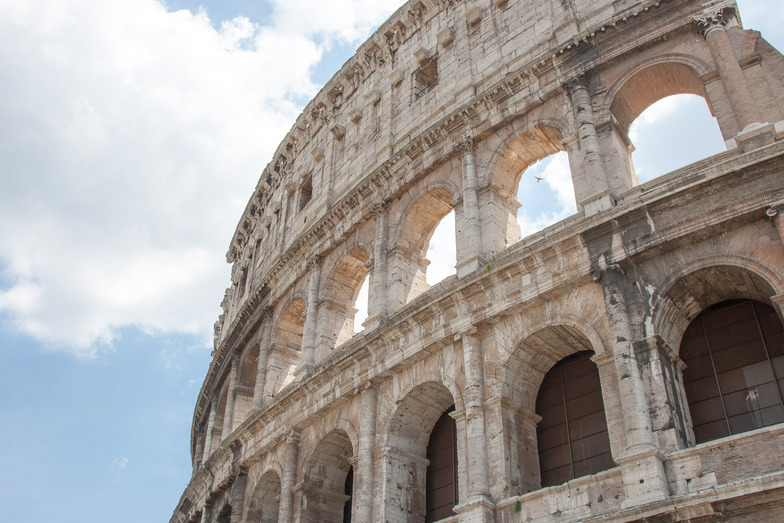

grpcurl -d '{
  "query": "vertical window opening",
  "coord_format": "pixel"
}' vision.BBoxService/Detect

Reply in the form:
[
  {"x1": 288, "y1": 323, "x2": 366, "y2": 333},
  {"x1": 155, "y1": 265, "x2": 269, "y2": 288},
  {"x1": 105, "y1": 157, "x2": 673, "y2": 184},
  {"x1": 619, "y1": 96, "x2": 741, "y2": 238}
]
[
  {"x1": 516, "y1": 151, "x2": 575, "y2": 238},
  {"x1": 414, "y1": 56, "x2": 438, "y2": 100},
  {"x1": 536, "y1": 351, "x2": 613, "y2": 488},
  {"x1": 426, "y1": 405, "x2": 457, "y2": 522},
  {"x1": 298, "y1": 175, "x2": 312, "y2": 211},
  {"x1": 680, "y1": 299, "x2": 784, "y2": 443},
  {"x1": 628, "y1": 94, "x2": 725, "y2": 183},
  {"x1": 425, "y1": 210, "x2": 456, "y2": 286},
  {"x1": 343, "y1": 465, "x2": 354, "y2": 523}
]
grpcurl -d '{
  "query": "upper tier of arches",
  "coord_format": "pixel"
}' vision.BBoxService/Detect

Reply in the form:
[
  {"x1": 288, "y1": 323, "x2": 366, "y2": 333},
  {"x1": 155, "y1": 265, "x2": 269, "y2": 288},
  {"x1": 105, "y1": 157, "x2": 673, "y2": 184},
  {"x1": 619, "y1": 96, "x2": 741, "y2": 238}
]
[{"x1": 193, "y1": 0, "x2": 784, "y2": 476}]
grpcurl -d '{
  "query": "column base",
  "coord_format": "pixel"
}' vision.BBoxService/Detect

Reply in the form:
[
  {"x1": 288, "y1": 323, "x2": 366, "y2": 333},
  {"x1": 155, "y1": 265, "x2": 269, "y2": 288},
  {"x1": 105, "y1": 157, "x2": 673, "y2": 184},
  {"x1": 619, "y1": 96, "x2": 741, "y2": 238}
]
[
  {"x1": 453, "y1": 495, "x2": 495, "y2": 523},
  {"x1": 456, "y1": 256, "x2": 486, "y2": 278},
  {"x1": 617, "y1": 448, "x2": 670, "y2": 510}
]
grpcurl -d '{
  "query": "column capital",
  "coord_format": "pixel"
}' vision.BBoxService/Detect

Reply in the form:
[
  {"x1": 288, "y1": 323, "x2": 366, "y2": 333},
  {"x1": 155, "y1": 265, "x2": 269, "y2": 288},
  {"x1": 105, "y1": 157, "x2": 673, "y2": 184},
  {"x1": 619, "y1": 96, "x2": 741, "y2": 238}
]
[
  {"x1": 456, "y1": 135, "x2": 475, "y2": 156},
  {"x1": 591, "y1": 262, "x2": 623, "y2": 284},
  {"x1": 306, "y1": 254, "x2": 322, "y2": 270},
  {"x1": 693, "y1": 4, "x2": 737, "y2": 38},
  {"x1": 453, "y1": 325, "x2": 479, "y2": 342},
  {"x1": 370, "y1": 201, "x2": 388, "y2": 216},
  {"x1": 766, "y1": 199, "x2": 784, "y2": 218},
  {"x1": 562, "y1": 73, "x2": 589, "y2": 95}
]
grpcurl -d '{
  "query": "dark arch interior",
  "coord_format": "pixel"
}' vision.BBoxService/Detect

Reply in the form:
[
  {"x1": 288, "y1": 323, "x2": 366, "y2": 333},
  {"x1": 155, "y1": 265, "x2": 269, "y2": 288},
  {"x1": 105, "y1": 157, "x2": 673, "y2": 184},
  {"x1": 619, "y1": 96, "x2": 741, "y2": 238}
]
[
  {"x1": 535, "y1": 351, "x2": 613, "y2": 488},
  {"x1": 425, "y1": 405, "x2": 457, "y2": 523},
  {"x1": 680, "y1": 299, "x2": 784, "y2": 444}
]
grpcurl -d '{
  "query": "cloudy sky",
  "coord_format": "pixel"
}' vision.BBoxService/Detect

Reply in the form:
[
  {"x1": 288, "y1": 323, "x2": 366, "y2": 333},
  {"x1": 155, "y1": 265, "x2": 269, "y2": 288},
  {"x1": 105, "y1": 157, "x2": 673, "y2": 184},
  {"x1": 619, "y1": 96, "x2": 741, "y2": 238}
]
[{"x1": 0, "y1": 1, "x2": 781, "y2": 521}]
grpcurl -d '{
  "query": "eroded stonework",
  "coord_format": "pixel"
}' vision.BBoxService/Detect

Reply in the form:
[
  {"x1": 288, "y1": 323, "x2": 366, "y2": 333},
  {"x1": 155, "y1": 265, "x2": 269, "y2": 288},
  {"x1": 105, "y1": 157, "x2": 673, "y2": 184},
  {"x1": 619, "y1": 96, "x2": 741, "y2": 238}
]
[{"x1": 173, "y1": 0, "x2": 784, "y2": 521}]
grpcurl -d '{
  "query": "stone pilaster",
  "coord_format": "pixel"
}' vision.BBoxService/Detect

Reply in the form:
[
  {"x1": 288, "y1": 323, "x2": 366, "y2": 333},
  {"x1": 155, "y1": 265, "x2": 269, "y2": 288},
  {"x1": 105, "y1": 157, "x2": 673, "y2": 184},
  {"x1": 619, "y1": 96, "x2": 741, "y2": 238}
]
[
  {"x1": 593, "y1": 264, "x2": 668, "y2": 507},
  {"x1": 252, "y1": 307, "x2": 273, "y2": 410},
  {"x1": 300, "y1": 255, "x2": 321, "y2": 370},
  {"x1": 565, "y1": 76, "x2": 616, "y2": 215},
  {"x1": 634, "y1": 336, "x2": 692, "y2": 452},
  {"x1": 278, "y1": 430, "x2": 300, "y2": 523},
  {"x1": 365, "y1": 203, "x2": 389, "y2": 329},
  {"x1": 456, "y1": 328, "x2": 491, "y2": 502},
  {"x1": 202, "y1": 396, "x2": 218, "y2": 462},
  {"x1": 355, "y1": 381, "x2": 378, "y2": 523},
  {"x1": 456, "y1": 137, "x2": 484, "y2": 277},
  {"x1": 695, "y1": 7, "x2": 763, "y2": 132},
  {"x1": 221, "y1": 355, "x2": 240, "y2": 441}
]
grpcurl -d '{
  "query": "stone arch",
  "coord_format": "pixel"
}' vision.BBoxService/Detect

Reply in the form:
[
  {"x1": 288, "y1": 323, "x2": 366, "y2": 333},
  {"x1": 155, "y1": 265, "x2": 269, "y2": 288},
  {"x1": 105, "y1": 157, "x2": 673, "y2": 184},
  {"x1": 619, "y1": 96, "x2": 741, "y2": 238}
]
[
  {"x1": 608, "y1": 56, "x2": 715, "y2": 136},
  {"x1": 481, "y1": 120, "x2": 573, "y2": 251},
  {"x1": 300, "y1": 429, "x2": 355, "y2": 523},
  {"x1": 650, "y1": 256, "x2": 783, "y2": 352},
  {"x1": 212, "y1": 378, "x2": 230, "y2": 448},
  {"x1": 266, "y1": 296, "x2": 306, "y2": 397},
  {"x1": 486, "y1": 122, "x2": 570, "y2": 195},
  {"x1": 382, "y1": 380, "x2": 459, "y2": 522},
  {"x1": 503, "y1": 323, "x2": 601, "y2": 413},
  {"x1": 679, "y1": 298, "x2": 784, "y2": 444},
  {"x1": 389, "y1": 184, "x2": 458, "y2": 307},
  {"x1": 245, "y1": 469, "x2": 282, "y2": 523},
  {"x1": 231, "y1": 343, "x2": 259, "y2": 430},
  {"x1": 318, "y1": 246, "x2": 371, "y2": 355}
]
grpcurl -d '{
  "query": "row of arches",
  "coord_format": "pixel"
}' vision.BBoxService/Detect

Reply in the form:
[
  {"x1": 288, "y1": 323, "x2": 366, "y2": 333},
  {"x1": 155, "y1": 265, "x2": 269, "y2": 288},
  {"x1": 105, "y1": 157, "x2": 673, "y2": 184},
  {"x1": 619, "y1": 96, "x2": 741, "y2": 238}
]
[{"x1": 212, "y1": 293, "x2": 783, "y2": 522}]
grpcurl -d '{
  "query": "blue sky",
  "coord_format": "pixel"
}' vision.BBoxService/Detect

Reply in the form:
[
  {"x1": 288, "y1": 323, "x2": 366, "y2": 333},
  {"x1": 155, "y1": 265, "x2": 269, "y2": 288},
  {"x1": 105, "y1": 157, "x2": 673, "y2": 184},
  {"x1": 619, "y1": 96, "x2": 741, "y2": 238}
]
[{"x1": 0, "y1": 1, "x2": 781, "y2": 522}]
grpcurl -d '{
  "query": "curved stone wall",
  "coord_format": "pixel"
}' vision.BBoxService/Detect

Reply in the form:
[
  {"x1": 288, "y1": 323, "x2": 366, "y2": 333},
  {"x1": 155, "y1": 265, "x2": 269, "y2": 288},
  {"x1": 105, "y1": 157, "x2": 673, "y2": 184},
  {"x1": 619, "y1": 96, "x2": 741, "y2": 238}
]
[{"x1": 173, "y1": 0, "x2": 784, "y2": 521}]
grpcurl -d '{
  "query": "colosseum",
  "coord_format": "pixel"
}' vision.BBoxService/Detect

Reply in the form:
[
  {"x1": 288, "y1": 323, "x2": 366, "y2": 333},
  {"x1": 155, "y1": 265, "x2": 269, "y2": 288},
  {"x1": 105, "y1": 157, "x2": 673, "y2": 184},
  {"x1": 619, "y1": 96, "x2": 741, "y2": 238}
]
[{"x1": 172, "y1": 0, "x2": 784, "y2": 521}]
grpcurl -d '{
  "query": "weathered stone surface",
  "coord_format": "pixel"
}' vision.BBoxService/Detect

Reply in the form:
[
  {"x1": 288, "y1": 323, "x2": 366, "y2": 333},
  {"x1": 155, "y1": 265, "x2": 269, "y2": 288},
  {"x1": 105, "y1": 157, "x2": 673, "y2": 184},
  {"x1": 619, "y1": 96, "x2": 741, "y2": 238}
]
[{"x1": 172, "y1": 1, "x2": 784, "y2": 522}]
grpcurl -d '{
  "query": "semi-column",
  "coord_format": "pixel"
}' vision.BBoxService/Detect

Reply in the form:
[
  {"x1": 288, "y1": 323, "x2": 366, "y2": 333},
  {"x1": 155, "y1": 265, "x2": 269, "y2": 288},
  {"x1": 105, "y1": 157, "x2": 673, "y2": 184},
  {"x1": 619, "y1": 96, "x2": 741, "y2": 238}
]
[
  {"x1": 366, "y1": 203, "x2": 389, "y2": 328},
  {"x1": 278, "y1": 430, "x2": 301, "y2": 523},
  {"x1": 565, "y1": 76, "x2": 617, "y2": 214},
  {"x1": 593, "y1": 263, "x2": 669, "y2": 506},
  {"x1": 202, "y1": 396, "x2": 218, "y2": 462},
  {"x1": 355, "y1": 382, "x2": 378, "y2": 523},
  {"x1": 252, "y1": 307, "x2": 273, "y2": 410},
  {"x1": 456, "y1": 137, "x2": 484, "y2": 277},
  {"x1": 457, "y1": 328, "x2": 491, "y2": 498},
  {"x1": 695, "y1": 9, "x2": 762, "y2": 131},
  {"x1": 221, "y1": 355, "x2": 240, "y2": 441},
  {"x1": 301, "y1": 255, "x2": 321, "y2": 369}
]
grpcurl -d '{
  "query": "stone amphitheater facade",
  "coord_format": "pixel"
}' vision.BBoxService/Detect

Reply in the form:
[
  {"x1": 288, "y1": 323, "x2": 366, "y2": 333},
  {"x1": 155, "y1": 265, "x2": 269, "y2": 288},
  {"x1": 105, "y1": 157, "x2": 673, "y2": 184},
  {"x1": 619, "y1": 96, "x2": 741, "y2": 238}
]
[{"x1": 172, "y1": 0, "x2": 784, "y2": 521}]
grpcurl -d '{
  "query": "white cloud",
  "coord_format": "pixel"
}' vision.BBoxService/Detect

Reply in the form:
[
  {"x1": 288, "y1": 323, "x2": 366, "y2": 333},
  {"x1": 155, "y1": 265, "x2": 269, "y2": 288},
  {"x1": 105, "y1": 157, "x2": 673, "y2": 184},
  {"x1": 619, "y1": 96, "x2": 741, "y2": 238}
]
[
  {"x1": 517, "y1": 153, "x2": 576, "y2": 238},
  {"x1": 111, "y1": 455, "x2": 130, "y2": 484},
  {"x1": 0, "y1": 0, "x2": 403, "y2": 357}
]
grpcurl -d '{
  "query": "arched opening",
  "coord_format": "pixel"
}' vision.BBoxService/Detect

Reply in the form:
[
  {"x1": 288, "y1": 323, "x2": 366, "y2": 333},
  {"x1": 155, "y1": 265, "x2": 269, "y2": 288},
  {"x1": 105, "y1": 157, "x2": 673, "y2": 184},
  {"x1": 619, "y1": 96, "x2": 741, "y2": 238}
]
[
  {"x1": 490, "y1": 125, "x2": 572, "y2": 243},
  {"x1": 680, "y1": 299, "x2": 784, "y2": 444},
  {"x1": 353, "y1": 276, "x2": 369, "y2": 333},
  {"x1": 216, "y1": 503, "x2": 232, "y2": 523},
  {"x1": 233, "y1": 344, "x2": 259, "y2": 430},
  {"x1": 392, "y1": 188, "x2": 455, "y2": 306},
  {"x1": 516, "y1": 151, "x2": 575, "y2": 238},
  {"x1": 384, "y1": 381, "x2": 458, "y2": 522},
  {"x1": 535, "y1": 351, "x2": 613, "y2": 488},
  {"x1": 611, "y1": 62, "x2": 726, "y2": 184},
  {"x1": 267, "y1": 298, "x2": 305, "y2": 397},
  {"x1": 302, "y1": 430, "x2": 354, "y2": 522},
  {"x1": 320, "y1": 247, "x2": 370, "y2": 356},
  {"x1": 425, "y1": 406, "x2": 458, "y2": 522},
  {"x1": 212, "y1": 380, "x2": 230, "y2": 448},
  {"x1": 246, "y1": 470, "x2": 281, "y2": 523},
  {"x1": 629, "y1": 94, "x2": 725, "y2": 182},
  {"x1": 425, "y1": 210, "x2": 456, "y2": 286}
]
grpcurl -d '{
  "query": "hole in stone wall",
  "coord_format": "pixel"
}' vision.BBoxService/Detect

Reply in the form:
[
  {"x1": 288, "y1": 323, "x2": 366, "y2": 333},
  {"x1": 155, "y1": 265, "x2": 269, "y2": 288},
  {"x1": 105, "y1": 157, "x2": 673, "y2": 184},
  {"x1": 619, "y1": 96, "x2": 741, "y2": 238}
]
[
  {"x1": 298, "y1": 174, "x2": 313, "y2": 211},
  {"x1": 628, "y1": 94, "x2": 725, "y2": 183},
  {"x1": 516, "y1": 151, "x2": 576, "y2": 239},
  {"x1": 425, "y1": 210, "x2": 456, "y2": 286},
  {"x1": 414, "y1": 56, "x2": 438, "y2": 100}
]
